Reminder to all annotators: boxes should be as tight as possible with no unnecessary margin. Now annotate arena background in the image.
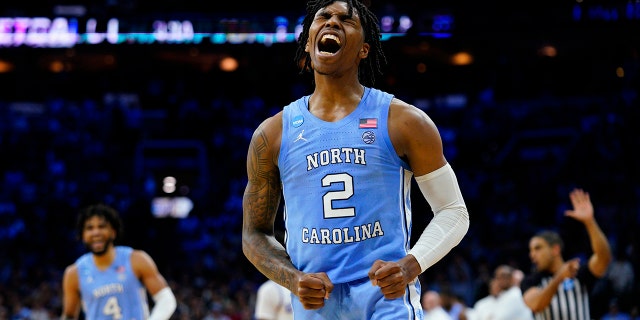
[0,0,638,318]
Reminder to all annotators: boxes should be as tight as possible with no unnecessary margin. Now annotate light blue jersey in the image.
[76,246,149,320]
[279,87,422,319]
[279,87,414,283]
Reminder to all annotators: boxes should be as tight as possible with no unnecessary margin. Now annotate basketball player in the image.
[61,203,176,320]
[242,0,470,318]
[521,188,612,320]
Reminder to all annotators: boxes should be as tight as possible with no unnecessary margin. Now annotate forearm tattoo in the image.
[244,129,294,289]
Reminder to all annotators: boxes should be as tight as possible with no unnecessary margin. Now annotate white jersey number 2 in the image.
[321,173,356,218]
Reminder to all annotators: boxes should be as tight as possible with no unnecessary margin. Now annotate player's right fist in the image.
[296,272,334,309]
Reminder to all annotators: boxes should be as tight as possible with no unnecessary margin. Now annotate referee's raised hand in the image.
[565,188,594,223]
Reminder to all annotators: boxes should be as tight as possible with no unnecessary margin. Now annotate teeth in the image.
[321,34,340,45]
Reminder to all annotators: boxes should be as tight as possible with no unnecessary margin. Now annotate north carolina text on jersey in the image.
[301,220,384,244]
[306,148,367,171]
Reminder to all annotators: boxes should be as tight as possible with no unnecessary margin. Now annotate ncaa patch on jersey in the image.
[292,115,304,128]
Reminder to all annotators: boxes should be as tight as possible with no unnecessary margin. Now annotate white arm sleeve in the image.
[148,287,177,320]
[408,163,470,272]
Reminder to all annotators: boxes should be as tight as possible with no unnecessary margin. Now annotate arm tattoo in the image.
[247,129,280,216]
[243,128,295,290]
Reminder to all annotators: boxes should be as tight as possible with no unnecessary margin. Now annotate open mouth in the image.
[319,34,341,54]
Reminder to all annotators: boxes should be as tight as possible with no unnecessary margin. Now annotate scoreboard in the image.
[0,12,454,48]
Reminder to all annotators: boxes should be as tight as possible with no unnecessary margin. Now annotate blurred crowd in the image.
[0,37,639,319]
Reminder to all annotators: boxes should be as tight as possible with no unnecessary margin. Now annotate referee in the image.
[521,188,612,320]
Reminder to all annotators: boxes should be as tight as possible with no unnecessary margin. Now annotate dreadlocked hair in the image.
[294,0,386,87]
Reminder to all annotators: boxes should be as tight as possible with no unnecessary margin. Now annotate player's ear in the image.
[109,226,118,242]
[359,43,370,58]
[305,40,311,53]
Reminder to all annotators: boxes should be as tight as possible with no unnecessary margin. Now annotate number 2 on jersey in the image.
[322,173,355,218]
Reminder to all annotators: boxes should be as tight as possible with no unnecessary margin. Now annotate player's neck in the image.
[92,246,117,270]
[309,81,365,121]
[313,83,364,98]
[313,72,362,95]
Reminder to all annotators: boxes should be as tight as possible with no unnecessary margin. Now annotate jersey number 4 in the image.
[103,296,123,319]
[322,173,356,218]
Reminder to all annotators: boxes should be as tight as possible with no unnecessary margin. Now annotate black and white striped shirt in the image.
[521,264,597,320]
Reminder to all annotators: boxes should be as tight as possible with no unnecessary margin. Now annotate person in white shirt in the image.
[254,279,294,320]
[422,290,453,320]
[465,265,533,320]
[464,278,499,320]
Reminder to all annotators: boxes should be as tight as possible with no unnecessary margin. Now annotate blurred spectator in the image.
[463,278,499,320]
[464,265,532,320]
[440,286,466,320]
[605,246,635,312]
[601,298,632,320]
[447,253,475,306]
[253,279,292,320]
[422,290,453,320]
[203,302,231,320]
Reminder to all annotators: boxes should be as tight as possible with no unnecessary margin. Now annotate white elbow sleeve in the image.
[148,287,177,320]
[408,163,470,272]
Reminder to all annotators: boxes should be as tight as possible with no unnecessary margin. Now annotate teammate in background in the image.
[61,203,177,320]
[242,0,470,318]
[521,188,612,320]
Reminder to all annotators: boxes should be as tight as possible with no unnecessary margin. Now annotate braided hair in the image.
[294,0,386,87]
